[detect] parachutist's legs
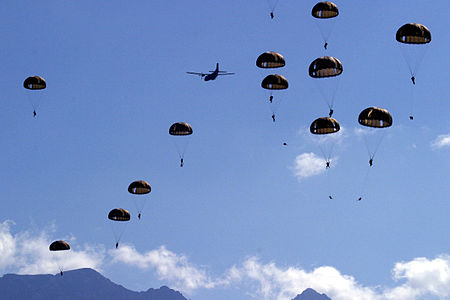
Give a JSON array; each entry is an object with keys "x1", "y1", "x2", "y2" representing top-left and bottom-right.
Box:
[
  {"x1": 411, "y1": 76, "x2": 415, "y2": 85},
  {"x1": 115, "y1": 242, "x2": 119, "y2": 249}
]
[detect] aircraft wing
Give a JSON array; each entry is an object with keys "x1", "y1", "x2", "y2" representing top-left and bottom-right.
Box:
[
  {"x1": 186, "y1": 72, "x2": 207, "y2": 77},
  {"x1": 217, "y1": 72, "x2": 235, "y2": 76}
]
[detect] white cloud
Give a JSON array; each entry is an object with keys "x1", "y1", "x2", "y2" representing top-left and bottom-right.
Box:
[
  {"x1": 109, "y1": 245, "x2": 226, "y2": 291},
  {"x1": 0, "y1": 221, "x2": 104, "y2": 275},
  {"x1": 291, "y1": 153, "x2": 327, "y2": 181},
  {"x1": 431, "y1": 134, "x2": 450, "y2": 149},
  {"x1": 1, "y1": 221, "x2": 450, "y2": 300}
]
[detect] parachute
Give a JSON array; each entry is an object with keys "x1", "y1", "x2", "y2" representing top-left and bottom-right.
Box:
[
  {"x1": 396, "y1": 23, "x2": 431, "y2": 82},
  {"x1": 108, "y1": 208, "x2": 130, "y2": 248},
  {"x1": 311, "y1": 2, "x2": 339, "y2": 49},
  {"x1": 256, "y1": 52, "x2": 286, "y2": 69},
  {"x1": 49, "y1": 240, "x2": 70, "y2": 276},
  {"x1": 309, "y1": 56, "x2": 343, "y2": 116},
  {"x1": 128, "y1": 180, "x2": 151, "y2": 219},
  {"x1": 396, "y1": 23, "x2": 431, "y2": 118},
  {"x1": 358, "y1": 107, "x2": 393, "y2": 128},
  {"x1": 169, "y1": 122, "x2": 193, "y2": 167},
  {"x1": 261, "y1": 74, "x2": 288, "y2": 90},
  {"x1": 23, "y1": 75, "x2": 46, "y2": 117},
  {"x1": 49, "y1": 240, "x2": 71, "y2": 251},
  {"x1": 310, "y1": 117, "x2": 340, "y2": 168}
]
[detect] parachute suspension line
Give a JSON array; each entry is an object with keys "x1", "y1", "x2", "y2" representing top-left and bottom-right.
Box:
[
  {"x1": 371, "y1": 131, "x2": 387, "y2": 159},
  {"x1": 399, "y1": 45, "x2": 429, "y2": 78},
  {"x1": 266, "y1": 0, "x2": 280, "y2": 13}
]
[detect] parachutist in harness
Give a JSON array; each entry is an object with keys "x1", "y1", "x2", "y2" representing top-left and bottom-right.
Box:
[
  {"x1": 180, "y1": 158, "x2": 184, "y2": 167},
  {"x1": 270, "y1": 12, "x2": 274, "y2": 19},
  {"x1": 369, "y1": 158, "x2": 373, "y2": 167},
  {"x1": 328, "y1": 109, "x2": 333, "y2": 117},
  {"x1": 33, "y1": 110, "x2": 37, "y2": 117},
  {"x1": 409, "y1": 115, "x2": 414, "y2": 120},
  {"x1": 272, "y1": 114, "x2": 276, "y2": 122},
  {"x1": 324, "y1": 42, "x2": 328, "y2": 50},
  {"x1": 283, "y1": 142, "x2": 287, "y2": 146},
  {"x1": 115, "y1": 242, "x2": 119, "y2": 249},
  {"x1": 358, "y1": 197, "x2": 362, "y2": 201},
  {"x1": 411, "y1": 76, "x2": 415, "y2": 85},
  {"x1": 138, "y1": 213, "x2": 141, "y2": 220},
  {"x1": 60, "y1": 271, "x2": 63, "y2": 276},
  {"x1": 326, "y1": 161, "x2": 330, "y2": 169},
  {"x1": 269, "y1": 95, "x2": 273, "y2": 103},
  {"x1": 328, "y1": 195, "x2": 333, "y2": 199}
]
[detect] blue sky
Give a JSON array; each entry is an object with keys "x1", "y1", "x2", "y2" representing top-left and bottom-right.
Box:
[{"x1": 0, "y1": 1, "x2": 449, "y2": 299}]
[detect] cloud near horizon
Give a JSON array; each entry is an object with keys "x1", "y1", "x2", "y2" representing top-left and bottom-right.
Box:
[
  {"x1": 1, "y1": 221, "x2": 449, "y2": 300},
  {"x1": 431, "y1": 134, "x2": 450, "y2": 149}
]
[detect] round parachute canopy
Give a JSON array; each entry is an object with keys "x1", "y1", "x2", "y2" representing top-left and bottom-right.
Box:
[
  {"x1": 396, "y1": 23, "x2": 431, "y2": 44},
  {"x1": 261, "y1": 74, "x2": 289, "y2": 90},
  {"x1": 49, "y1": 240, "x2": 70, "y2": 251},
  {"x1": 108, "y1": 208, "x2": 131, "y2": 221},
  {"x1": 312, "y1": 1, "x2": 339, "y2": 19},
  {"x1": 310, "y1": 117, "x2": 340, "y2": 134},
  {"x1": 128, "y1": 180, "x2": 151, "y2": 194},
  {"x1": 24, "y1": 76, "x2": 46, "y2": 90},
  {"x1": 309, "y1": 56, "x2": 343, "y2": 78},
  {"x1": 169, "y1": 122, "x2": 193, "y2": 136},
  {"x1": 256, "y1": 52, "x2": 286, "y2": 69},
  {"x1": 358, "y1": 107, "x2": 392, "y2": 128}
]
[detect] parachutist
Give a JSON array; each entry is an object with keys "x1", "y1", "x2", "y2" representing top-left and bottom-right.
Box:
[
  {"x1": 180, "y1": 158, "x2": 184, "y2": 167},
  {"x1": 411, "y1": 76, "x2": 415, "y2": 85},
  {"x1": 409, "y1": 115, "x2": 414, "y2": 120},
  {"x1": 33, "y1": 110, "x2": 37, "y2": 117},
  {"x1": 115, "y1": 242, "x2": 119, "y2": 249},
  {"x1": 60, "y1": 271, "x2": 63, "y2": 276},
  {"x1": 270, "y1": 12, "x2": 274, "y2": 19},
  {"x1": 269, "y1": 95, "x2": 273, "y2": 103},
  {"x1": 326, "y1": 161, "x2": 330, "y2": 169},
  {"x1": 358, "y1": 197, "x2": 362, "y2": 201},
  {"x1": 324, "y1": 42, "x2": 328, "y2": 50},
  {"x1": 138, "y1": 213, "x2": 141, "y2": 220},
  {"x1": 329, "y1": 195, "x2": 333, "y2": 199},
  {"x1": 272, "y1": 114, "x2": 276, "y2": 122},
  {"x1": 369, "y1": 158, "x2": 373, "y2": 167},
  {"x1": 283, "y1": 142, "x2": 287, "y2": 146}
]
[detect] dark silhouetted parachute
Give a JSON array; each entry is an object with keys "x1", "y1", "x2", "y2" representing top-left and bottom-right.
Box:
[
  {"x1": 108, "y1": 208, "x2": 130, "y2": 249},
  {"x1": 169, "y1": 122, "x2": 193, "y2": 167},
  {"x1": 261, "y1": 74, "x2": 288, "y2": 90},
  {"x1": 128, "y1": 180, "x2": 151, "y2": 219},
  {"x1": 49, "y1": 240, "x2": 70, "y2": 251},
  {"x1": 49, "y1": 240, "x2": 70, "y2": 276},
  {"x1": 256, "y1": 52, "x2": 286, "y2": 69},
  {"x1": 108, "y1": 208, "x2": 131, "y2": 221},
  {"x1": 396, "y1": 23, "x2": 431, "y2": 44},
  {"x1": 128, "y1": 180, "x2": 151, "y2": 194},
  {"x1": 309, "y1": 56, "x2": 343, "y2": 78},
  {"x1": 310, "y1": 117, "x2": 340, "y2": 134},
  {"x1": 358, "y1": 107, "x2": 393, "y2": 128},
  {"x1": 312, "y1": 2, "x2": 339, "y2": 49},
  {"x1": 396, "y1": 23, "x2": 431, "y2": 87},
  {"x1": 309, "y1": 57, "x2": 342, "y2": 116},
  {"x1": 169, "y1": 122, "x2": 193, "y2": 136},
  {"x1": 24, "y1": 75, "x2": 46, "y2": 117},
  {"x1": 24, "y1": 76, "x2": 46, "y2": 90}
]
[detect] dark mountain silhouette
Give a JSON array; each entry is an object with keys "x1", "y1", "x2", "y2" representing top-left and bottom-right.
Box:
[
  {"x1": 0, "y1": 268, "x2": 187, "y2": 300},
  {"x1": 292, "y1": 288, "x2": 332, "y2": 300}
]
